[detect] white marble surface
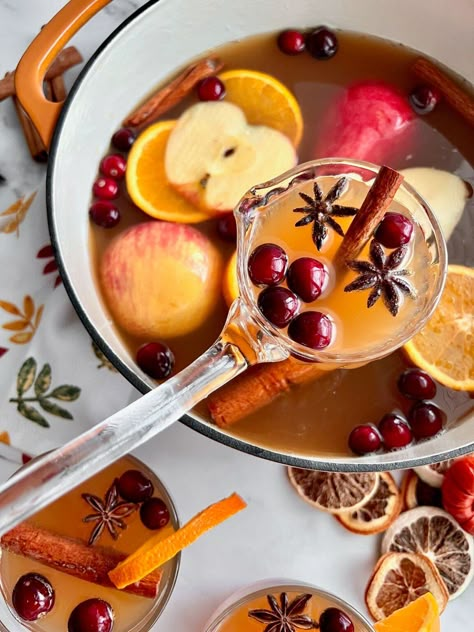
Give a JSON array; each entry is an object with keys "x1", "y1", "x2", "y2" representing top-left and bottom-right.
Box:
[{"x1": 0, "y1": 1, "x2": 472, "y2": 630}]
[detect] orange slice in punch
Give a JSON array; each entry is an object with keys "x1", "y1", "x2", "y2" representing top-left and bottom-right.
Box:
[
  {"x1": 222, "y1": 250, "x2": 238, "y2": 307},
  {"x1": 374, "y1": 592, "x2": 440, "y2": 632},
  {"x1": 109, "y1": 493, "x2": 246, "y2": 589}
]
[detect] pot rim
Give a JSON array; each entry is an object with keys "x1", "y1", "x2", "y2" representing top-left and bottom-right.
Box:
[{"x1": 46, "y1": 0, "x2": 474, "y2": 472}]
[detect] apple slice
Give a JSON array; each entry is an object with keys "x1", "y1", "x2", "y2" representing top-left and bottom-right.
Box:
[{"x1": 165, "y1": 101, "x2": 297, "y2": 214}]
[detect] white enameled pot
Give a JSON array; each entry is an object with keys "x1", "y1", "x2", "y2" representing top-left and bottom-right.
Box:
[{"x1": 15, "y1": 0, "x2": 474, "y2": 471}]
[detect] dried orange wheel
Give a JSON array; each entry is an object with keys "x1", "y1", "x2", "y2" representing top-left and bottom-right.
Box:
[
  {"x1": 414, "y1": 460, "x2": 455, "y2": 488},
  {"x1": 222, "y1": 250, "x2": 238, "y2": 307},
  {"x1": 400, "y1": 471, "x2": 443, "y2": 511},
  {"x1": 381, "y1": 506, "x2": 474, "y2": 599},
  {"x1": 336, "y1": 472, "x2": 402, "y2": 535},
  {"x1": 287, "y1": 467, "x2": 379, "y2": 514},
  {"x1": 365, "y1": 552, "x2": 449, "y2": 621},
  {"x1": 372, "y1": 586, "x2": 441, "y2": 632}
]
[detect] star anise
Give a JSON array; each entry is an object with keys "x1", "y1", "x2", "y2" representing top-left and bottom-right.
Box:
[
  {"x1": 82, "y1": 480, "x2": 136, "y2": 546},
  {"x1": 248, "y1": 592, "x2": 317, "y2": 632},
  {"x1": 293, "y1": 177, "x2": 358, "y2": 251},
  {"x1": 344, "y1": 239, "x2": 416, "y2": 316}
]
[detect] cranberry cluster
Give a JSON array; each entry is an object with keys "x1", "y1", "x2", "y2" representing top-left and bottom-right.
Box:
[
  {"x1": 117, "y1": 469, "x2": 171, "y2": 530},
  {"x1": 277, "y1": 26, "x2": 339, "y2": 61}
]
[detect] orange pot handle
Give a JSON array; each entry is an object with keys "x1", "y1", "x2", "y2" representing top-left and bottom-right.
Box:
[{"x1": 15, "y1": 0, "x2": 112, "y2": 149}]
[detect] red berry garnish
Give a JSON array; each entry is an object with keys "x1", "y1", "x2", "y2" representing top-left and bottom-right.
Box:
[
  {"x1": 68, "y1": 599, "x2": 113, "y2": 632},
  {"x1": 92, "y1": 177, "x2": 119, "y2": 200},
  {"x1": 398, "y1": 368, "x2": 437, "y2": 400},
  {"x1": 277, "y1": 29, "x2": 306, "y2": 55},
  {"x1": 306, "y1": 27, "x2": 338, "y2": 60},
  {"x1": 100, "y1": 154, "x2": 127, "y2": 179},
  {"x1": 287, "y1": 257, "x2": 327, "y2": 302},
  {"x1": 288, "y1": 311, "x2": 333, "y2": 350},
  {"x1": 257, "y1": 287, "x2": 299, "y2": 328},
  {"x1": 216, "y1": 213, "x2": 237, "y2": 243},
  {"x1": 136, "y1": 342, "x2": 174, "y2": 380},
  {"x1": 117, "y1": 469, "x2": 154, "y2": 503},
  {"x1": 319, "y1": 607, "x2": 354, "y2": 632},
  {"x1": 348, "y1": 424, "x2": 382, "y2": 455},
  {"x1": 374, "y1": 212, "x2": 413, "y2": 248},
  {"x1": 197, "y1": 77, "x2": 226, "y2": 101},
  {"x1": 248, "y1": 243, "x2": 288, "y2": 286},
  {"x1": 112, "y1": 127, "x2": 136, "y2": 151},
  {"x1": 89, "y1": 201, "x2": 120, "y2": 228},
  {"x1": 409, "y1": 85, "x2": 441, "y2": 115},
  {"x1": 378, "y1": 413, "x2": 413, "y2": 449},
  {"x1": 408, "y1": 402, "x2": 445, "y2": 439},
  {"x1": 12, "y1": 573, "x2": 55, "y2": 621},
  {"x1": 140, "y1": 497, "x2": 170, "y2": 530}
]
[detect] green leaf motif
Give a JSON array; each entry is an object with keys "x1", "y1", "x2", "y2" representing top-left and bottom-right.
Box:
[
  {"x1": 34, "y1": 363, "x2": 52, "y2": 397},
  {"x1": 49, "y1": 385, "x2": 81, "y2": 401},
  {"x1": 17, "y1": 357, "x2": 36, "y2": 396},
  {"x1": 39, "y1": 398, "x2": 73, "y2": 420},
  {"x1": 17, "y1": 402, "x2": 49, "y2": 428}
]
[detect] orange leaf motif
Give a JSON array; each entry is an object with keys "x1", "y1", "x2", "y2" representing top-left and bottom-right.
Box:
[
  {"x1": 9, "y1": 332, "x2": 33, "y2": 344},
  {"x1": 0, "y1": 192, "x2": 36, "y2": 235},
  {"x1": 34, "y1": 305, "x2": 44, "y2": 330},
  {"x1": 23, "y1": 296, "x2": 34, "y2": 320},
  {"x1": 0, "y1": 300, "x2": 21, "y2": 316},
  {"x1": 2, "y1": 320, "x2": 29, "y2": 331}
]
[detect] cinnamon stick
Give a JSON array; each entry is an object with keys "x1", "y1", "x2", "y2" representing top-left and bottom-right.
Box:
[
  {"x1": 412, "y1": 57, "x2": 474, "y2": 127},
  {"x1": 48, "y1": 75, "x2": 67, "y2": 102},
  {"x1": 123, "y1": 57, "x2": 224, "y2": 127},
  {"x1": 12, "y1": 97, "x2": 48, "y2": 163},
  {"x1": 1, "y1": 522, "x2": 161, "y2": 599}
]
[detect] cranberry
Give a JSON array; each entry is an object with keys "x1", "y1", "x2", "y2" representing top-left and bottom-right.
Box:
[
  {"x1": 408, "y1": 402, "x2": 445, "y2": 439},
  {"x1": 216, "y1": 213, "x2": 237, "y2": 243},
  {"x1": 112, "y1": 127, "x2": 136, "y2": 151},
  {"x1": 348, "y1": 424, "x2": 382, "y2": 455},
  {"x1": 136, "y1": 342, "x2": 174, "y2": 380},
  {"x1": 410, "y1": 85, "x2": 441, "y2": 115},
  {"x1": 287, "y1": 257, "x2": 327, "y2": 302},
  {"x1": 68, "y1": 599, "x2": 113, "y2": 632},
  {"x1": 197, "y1": 77, "x2": 226, "y2": 101},
  {"x1": 12, "y1": 573, "x2": 55, "y2": 621},
  {"x1": 374, "y1": 212, "x2": 413, "y2": 248},
  {"x1": 277, "y1": 29, "x2": 306, "y2": 55},
  {"x1": 100, "y1": 154, "x2": 127, "y2": 179},
  {"x1": 306, "y1": 27, "x2": 338, "y2": 60},
  {"x1": 117, "y1": 469, "x2": 154, "y2": 503},
  {"x1": 398, "y1": 368, "x2": 437, "y2": 400},
  {"x1": 248, "y1": 243, "x2": 288, "y2": 286},
  {"x1": 257, "y1": 287, "x2": 299, "y2": 328},
  {"x1": 319, "y1": 607, "x2": 354, "y2": 632},
  {"x1": 140, "y1": 497, "x2": 170, "y2": 530},
  {"x1": 378, "y1": 413, "x2": 413, "y2": 449},
  {"x1": 92, "y1": 177, "x2": 119, "y2": 200},
  {"x1": 288, "y1": 311, "x2": 333, "y2": 349},
  {"x1": 89, "y1": 201, "x2": 120, "y2": 228}
]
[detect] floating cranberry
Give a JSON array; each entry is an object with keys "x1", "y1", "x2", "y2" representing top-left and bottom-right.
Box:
[
  {"x1": 100, "y1": 154, "x2": 127, "y2": 179},
  {"x1": 378, "y1": 413, "x2": 413, "y2": 449},
  {"x1": 348, "y1": 424, "x2": 382, "y2": 455},
  {"x1": 288, "y1": 311, "x2": 333, "y2": 349},
  {"x1": 319, "y1": 607, "x2": 354, "y2": 632},
  {"x1": 117, "y1": 469, "x2": 154, "y2": 503},
  {"x1": 287, "y1": 257, "x2": 327, "y2": 302},
  {"x1": 136, "y1": 342, "x2": 174, "y2": 380},
  {"x1": 277, "y1": 29, "x2": 306, "y2": 55},
  {"x1": 408, "y1": 402, "x2": 445, "y2": 439},
  {"x1": 306, "y1": 27, "x2": 338, "y2": 60},
  {"x1": 398, "y1": 368, "x2": 437, "y2": 400},
  {"x1": 409, "y1": 85, "x2": 441, "y2": 115},
  {"x1": 216, "y1": 213, "x2": 237, "y2": 243},
  {"x1": 12, "y1": 573, "x2": 55, "y2": 622},
  {"x1": 197, "y1": 77, "x2": 226, "y2": 101},
  {"x1": 248, "y1": 243, "x2": 288, "y2": 286},
  {"x1": 89, "y1": 201, "x2": 120, "y2": 228},
  {"x1": 258, "y1": 287, "x2": 299, "y2": 328},
  {"x1": 140, "y1": 497, "x2": 170, "y2": 530},
  {"x1": 112, "y1": 127, "x2": 136, "y2": 151},
  {"x1": 374, "y1": 212, "x2": 413, "y2": 248},
  {"x1": 68, "y1": 599, "x2": 113, "y2": 632},
  {"x1": 92, "y1": 177, "x2": 119, "y2": 200}
]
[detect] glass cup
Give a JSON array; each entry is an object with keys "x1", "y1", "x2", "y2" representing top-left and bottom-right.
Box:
[{"x1": 0, "y1": 159, "x2": 447, "y2": 535}]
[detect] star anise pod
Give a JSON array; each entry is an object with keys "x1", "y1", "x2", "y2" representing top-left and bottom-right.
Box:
[
  {"x1": 293, "y1": 177, "x2": 358, "y2": 251},
  {"x1": 82, "y1": 480, "x2": 137, "y2": 546},
  {"x1": 248, "y1": 592, "x2": 317, "y2": 632},
  {"x1": 344, "y1": 239, "x2": 416, "y2": 316}
]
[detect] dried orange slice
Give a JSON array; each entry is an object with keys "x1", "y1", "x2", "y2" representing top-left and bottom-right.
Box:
[
  {"x1": 381, "y1": 506, "x2": 474, "y2": 599},
  {"x1": 403, "y1": 264, "x2": 474, "y2": 391},
  {"x1": 126, "y1": 120, "x2": 211, "y2": 223},
  {"x1": 222, "y1": 250, "x2": 238, "y2": 307},
  {"x1": 287, "y1": 468, "x2": 379, "y2": 514},
  {"x1": 400, "y1": 471, "x2": 442, "y2": 511},
  {"x1": 365, "y1": 552, "x2": 449, "y2": 620},
  {"x1": 373, "y1": 590, "x2": 440, "y2": 631},
  {"x1": 218, "y1": 69, "x2": 303, "y2": 147},
  {"x1": 336, "y1": 472, "x2": 402, "y2": 535},
  {"x1": 414, "y1": 460, "x2": 455, "y2": 488},
  {"x1": 109, "y1": 493, "x2": 246, "y2": 589}
]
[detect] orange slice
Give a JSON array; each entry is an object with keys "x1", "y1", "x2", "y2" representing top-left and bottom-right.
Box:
[
  {"x1": 109, "y1": 493, "x2": 246, "y2": 589},
  {"x1": 403, "y1": 264, "x2": 474, "y2": 391},
  {"x1": 126, "y1": 120, "x2": 211, "y2": 223},
  {"x1": 400, "y1": 471, "x2": 443, "y2": 512},
  {"x1": 218, "y1": 69, "x2": 303, "y2": 147},
  {"x1": 374, "y1": 592, "x2": 440, "y2": 632},
  {"x1": 222, "y1": 250, "x2": 238, "y2": 307}
]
